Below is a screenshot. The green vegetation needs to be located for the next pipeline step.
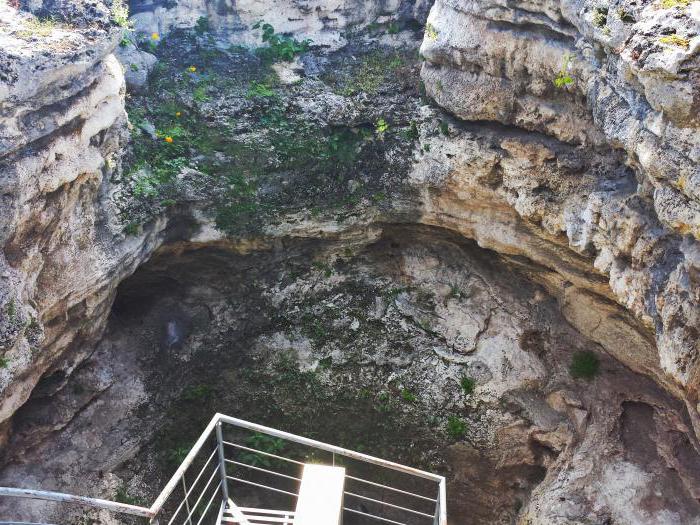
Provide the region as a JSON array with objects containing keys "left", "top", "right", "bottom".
[
  {"left": 130, "top": 63, "right": 139, "bottom": 72},
  {"left": 195, "top": 16, "right": 210, "bottom": 34},
  {"left": 660, "top": 0, "right": 692, "bottom": 8},
  {"left": 167, "top": 445, "right": 191, "bottom": 465},
  {"left": 460, "top": 376, "right": 476, "bottom": 395},
  {"left": 553, "top": 53, "right": 574, "bottom": 88},
  {"left": 617, "top": 8, "right": 636, "bottom": 22},
  {"left": 5, "top": 299, "right": 16, "bottom": 319},
  {"left": 182, "top": 384, "right": 213, "bottom": 401},
  {"left": 330, "top": 51, "right": 405, "bottom": 96},
  {"left": 253, "top": 21, "right": 312, "bottom": 62},
  {"left": 569, "top": 350, "right": 600, "bottom": 380},
  {"left": 0, "top": 357, "right": 9, "bottom": 369},
  {"left": 110, "top": 0, "right": 130, "bottom": 28},
  {"left": 375, "top": 118, "right": 389, "bottom": 135},
  {"left": 239, "top": 432, "right": 286, "bottom": 467},
  {"left": 246, "top": 80, "right": 275, "bottom": 99},
  {"left": 114, "top": 485, "right": 142, "bottom": 506},
  {"left": 400, "top": 388, "right": 417, "bottom": 403},
  {"left": 446, "top": 416, "right": 467, "bottom": 439},
  {"left": 659, "top": 34, "right": 690, "bottom": 48},
  {"left": 387, "top": 22, "right": 400, "bottom": 34},
  {"left": 593, "top": 6, "right": 608, "bottom": 28},
  {"left": 15, "top": 16, "right": 57, "bottom": 39},
  {"left": 425, "top": 23, "right": 438, "bottom": 40},
  {"left": 438, "top": 120, "right": 449, "bottom": 136}
]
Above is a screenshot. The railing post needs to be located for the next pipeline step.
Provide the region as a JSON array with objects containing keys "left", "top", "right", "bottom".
[{"left": 216, "top": 420, "right": 230, "bottom": 503}]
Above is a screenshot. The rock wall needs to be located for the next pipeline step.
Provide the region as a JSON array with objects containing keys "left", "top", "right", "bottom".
[
  {"left": 129, "top": 0, "right": 432, "bottom": 49},
  {"left": 0, "top": 4, "right": 168, "bottom": 437},
  {"left": 419, "top": 0, "right": 700, "bottom": 431}
]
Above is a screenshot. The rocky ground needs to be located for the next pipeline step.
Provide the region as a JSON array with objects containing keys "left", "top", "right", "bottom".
[{"left": 0, "top": 0, "right": 699, "bottom": 523}]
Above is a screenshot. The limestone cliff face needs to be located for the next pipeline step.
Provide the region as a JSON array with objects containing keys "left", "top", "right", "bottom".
[
  {"left": 419, "top": 0, "right": 700, "bottom": 428},
  {"left": 129, "top": 0, "right": 432, "bottom": 49},
  {"left": 0, "top": 4, "right": 166, "bottom": 434}
]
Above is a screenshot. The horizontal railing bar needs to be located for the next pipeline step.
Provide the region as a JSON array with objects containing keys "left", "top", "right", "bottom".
[
  {"left": 344, "top": 507, "right": 408, "bottom": 525},
  {"left": 0, "top": 488, "right": 153, "bottom": 518},
  {"left": 194, "top": 481, "right": 222, "bottom": 525},
  {"left": 216, "top": 414, "right": 443, "bottom": 482},
  {"left": 345, "top": 491, "right": 434, "bottom": 519},
  {"left": 0, "top": 522, "right": 58, "bottom": 525},
  {"left": 346, "top": 475, "right": 437, "bottom": 502},
  {"left": 225, "top": 476, "right": 298, "bottom": 498},
  {"left": 227, "top": 507, "right": 296, "bottom": 516},
  {"left": 173, "top": 466, "right": 220, "bottom": 525},
  {"left": 222, "top": 441, "right": 305, "bottom": 466},
  {"left": 166, "top": 448, "right": 219, "bottom": 523},
  {"left": 151, "top": 415, "right": 219, "bottom": 515},
  {"left": 224, "top": 459, "right": 302, "bottom": 482}
]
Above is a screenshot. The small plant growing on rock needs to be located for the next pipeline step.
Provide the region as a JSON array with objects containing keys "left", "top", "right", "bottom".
[
  {"left": 387, "top": 22, "right": 400, "bottom": 34},
  {"left": 553, "top": 53, "right": 574, "bottom": 88},
  {"left": 375, "top": 118, "right": 389, "bottom": 135},
  {"left": 15, "top": 16, "right": 57, "bottom": 39},
  {"left": 246, "top": 80, "right": 275, "bottom": 99},
  {"left": 425, "top": 23, "right": 438, "bottom": 40},
  {"left": 659, "top": 33, "right": 690, "bottom": 48},
  {"left": 593, "top": 6, "right": 608, "bottom": 28},
  {"left": 569, "top": 350, "right": 600, "bottom": 380},
  {"left": 253, "top": 21, "right": 312, "bottom": 62},
  {"left": 446, "top": 416, "right": 467, "bottom": 439},
  {"left": 659, "top": 0, "right": 691, "bottom": 8},
  {"left": 240, "top": 433, "right": 286, "bottom": 467},
  {"left": 110, "top": 0, "right": 131, "bottom": 28},
  {"left": 0, "top": 356, "right": 9, "bottom": 369},
  {"left": 617, "top": 8, "right": 636, "bottom": 22},
  {"left": 400, "top": 388, "right": 417, "bottom": 403},
  {"left": 195, "top": 16, "right": 209, "bottom": 34},
  {"left": 460, "top": 376, "right": 476, "bottom": 395}
]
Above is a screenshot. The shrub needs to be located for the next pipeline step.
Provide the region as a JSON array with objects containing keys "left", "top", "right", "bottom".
[
  {"left": 446, "top": 416, "right": 467, "bottom": 439},
  {"left": 253, "top": 21, "right": 312, "bottom": 62},
  {"left": 569, "top": 351, "right": 600, "bottom": 380}
]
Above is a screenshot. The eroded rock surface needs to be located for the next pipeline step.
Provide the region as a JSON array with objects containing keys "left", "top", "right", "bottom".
[{"left": 0, "top": 0, "right": 699, "bottom": 523}]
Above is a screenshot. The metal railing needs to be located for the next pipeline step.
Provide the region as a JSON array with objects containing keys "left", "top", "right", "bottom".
[{"left": 0, "top": 413, "right": 447, "bottom": 525}]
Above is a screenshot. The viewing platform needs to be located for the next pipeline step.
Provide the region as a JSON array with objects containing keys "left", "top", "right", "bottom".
[{"left": 0, "top": 413, "right": 447, "bottom": 525}]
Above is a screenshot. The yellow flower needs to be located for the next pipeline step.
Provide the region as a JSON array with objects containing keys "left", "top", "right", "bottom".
[
  {"left": 175, "top": 111, "right": 181, "bottom": 118},
  {"left": 164, "top": 136, "right": 173, "bottom": 143},
  {"left": 151, "top": 32, "right": 160, "bottom": 40},
  {"left": 188, "top": 66, "right": 197, "bottom": 73}
]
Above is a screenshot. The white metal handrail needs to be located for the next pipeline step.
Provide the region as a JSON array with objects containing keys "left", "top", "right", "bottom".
[{"left": 0, "top": 413, "right": 448, "bottom": 525}]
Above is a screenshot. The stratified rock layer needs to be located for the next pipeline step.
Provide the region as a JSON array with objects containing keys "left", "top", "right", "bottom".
[{"left": 419, "top": 0, "right": 700, "bottom": 433}]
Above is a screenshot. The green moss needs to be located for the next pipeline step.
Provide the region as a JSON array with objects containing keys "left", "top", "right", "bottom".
[
  {"left": 446, "top": 416, "right": 467, "bottom": 439},
  {"left": 425, "top": 23, "right": 438, "bottom": 40},
  {"left": 569, "top": 351, "right": 600, "bottom": 380},
  {"left": 330, "top": 51, "right": 406, "bottom": 96},
  {"left": 0, "top": 357, "right": 9, "bottom": 369}
]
